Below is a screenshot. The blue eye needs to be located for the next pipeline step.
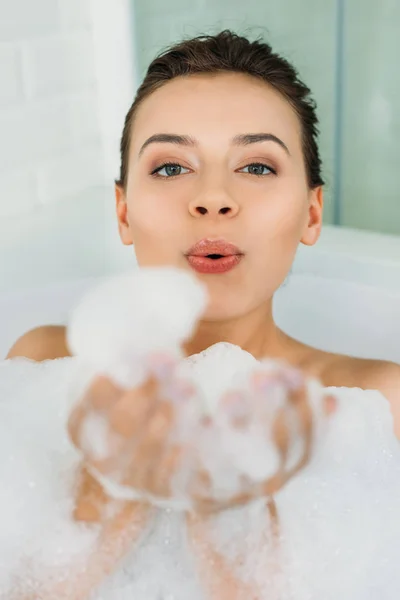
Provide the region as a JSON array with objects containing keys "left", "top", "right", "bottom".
[
  {"left": 240, "top": 163, "right": 275, "bottom": 176},
  {"left": 151, "top": 162, "right": 190, "bottom": 177},
  {"left": 150, "top": 161, "right": 276, "bottom": 178}
]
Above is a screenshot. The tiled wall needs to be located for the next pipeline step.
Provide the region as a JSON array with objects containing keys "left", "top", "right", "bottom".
[{"left": 0, "top": 0, "right": 117, "bottom": 292}]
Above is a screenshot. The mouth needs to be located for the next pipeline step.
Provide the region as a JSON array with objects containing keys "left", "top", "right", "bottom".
[{"left": 185, "top": 239, "right": 243, "bottom": 274}]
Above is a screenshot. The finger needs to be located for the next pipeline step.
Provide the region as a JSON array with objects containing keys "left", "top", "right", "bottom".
[
  {"left": 108, "top": 376, "right": 159, "bottom": 438},
  {"left": 282, "top": 385, "right": 314, "bottom": 482},
  {"left": 160, "top": 377, "right": 198, "bottom": 405},
  {"left": 218, "top": 390, "right": 250, "bottom": 429},
  {"left": 324, "top": 393, "right": 337, "bottom": 415},
  {"left": 193, "top": 490, "right": 255, "bottom": 515},
  {"left": 128, "top": 402, "right": 174, "bottom": 491},
  {"left": 190, "top": 468, "right": 228, "bottom": 514},
  {"left": 73, "top": 464, "right": 109, "bottom": 523},
  {"left": 146, "top": 351, "right": 179, "bottom": 381},
  {"left": 289, "top": 384, "right": 313, "bottom": 433},
  {"left": 193, "top": 467, "right": 213, "bottom": 497},
  {"left": 68, "top": 376, "right": 123, "bottom": 448},
  {"left": 86, "top": 375, "right": 124, "bottom": 411},
  {"left": 68, "top": 401, "right": 89, "bottom": 448},
  {"left": 271, "top": 406, "right": 290, "bottom": 460},
  {"left": 150, "top": 444, "right": 183, "bottom": 497}
]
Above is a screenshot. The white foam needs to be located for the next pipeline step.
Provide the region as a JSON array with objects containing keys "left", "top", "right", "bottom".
[
  {"left": 66, "top": 267, "right": 208, "bottom": 389},
  {"left": 1, "top": 266, "right": 400, "bottom": 598},
  {"left": 68, "top": 269, "right": 329, "bottom": 508},
  {"left": 0, "top": 358, "right": 99, "bottom": 597}
]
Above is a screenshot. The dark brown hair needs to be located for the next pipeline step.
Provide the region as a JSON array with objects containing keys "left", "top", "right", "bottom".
[{"left": 116, "top": 30, "right": 324, "bottom": 189}]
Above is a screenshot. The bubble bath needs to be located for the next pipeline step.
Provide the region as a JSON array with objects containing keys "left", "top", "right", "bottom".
[{"left": 0, "top": 267, "right": 400, "bottom": 599}]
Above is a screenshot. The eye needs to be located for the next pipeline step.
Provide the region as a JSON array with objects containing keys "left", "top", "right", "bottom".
[
  {"left": 239, "top": 162, "right": 276, "bottom": 176},
  {"left": 151, "top": 162, "right": 191, "bottom": 178}
]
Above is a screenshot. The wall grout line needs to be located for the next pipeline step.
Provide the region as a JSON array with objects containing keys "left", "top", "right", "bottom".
[{"left": 333, "top": 0, "right": 346, "bottom": 226}]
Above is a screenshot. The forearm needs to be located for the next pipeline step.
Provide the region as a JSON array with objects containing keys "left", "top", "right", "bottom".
[
  {"left": 62, "top": 499, "right": 151, "bottom": 600},
  {"left": 187, "top": 513, "right": 261, "bottom": 600},
  {"left": 18, "top": 479, "right": 152, "bottom": 600}
]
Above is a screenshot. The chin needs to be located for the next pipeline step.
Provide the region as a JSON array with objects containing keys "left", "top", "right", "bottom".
[{"left": 200, "top": 296, "right": 251, "bottom": 322}]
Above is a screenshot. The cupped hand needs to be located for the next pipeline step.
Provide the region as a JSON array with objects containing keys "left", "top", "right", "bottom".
[{"left": 68, "top": 355, "right": 337, "bottom": 520}]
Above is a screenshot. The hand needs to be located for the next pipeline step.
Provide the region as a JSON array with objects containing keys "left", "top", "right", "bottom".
[
  {"left": 185, "top": 364, "right": 336, "bottom": 600},
  {"left": 186, "top": 360, "right": 337, "bottom": 513},
  {"left": 68, "top": 353, "right": 214, "bottom": 517},
  {"left": 68, "top": 355, "right": 336, "bottom": 518}
]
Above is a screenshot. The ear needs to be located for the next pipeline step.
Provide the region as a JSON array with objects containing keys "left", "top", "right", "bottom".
[
  {"left": 300, "top": 186, "right": 323, "bottom": 247},
  {"left": 115, "top": 183, "right": 134, "bottom": 246}
]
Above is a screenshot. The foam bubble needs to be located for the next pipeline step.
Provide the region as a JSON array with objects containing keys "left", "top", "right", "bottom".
[
  {"left": 66, "top": 267, "right": 208, "bottom": 389},
  {"left": 1, "top": 267, "right": 400, "bottom": 598}
]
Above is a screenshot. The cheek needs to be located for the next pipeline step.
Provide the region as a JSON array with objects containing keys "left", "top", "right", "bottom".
[
  {"left": 248, "top": 190, "right": 308, "bottom": 274},
  {"left": 128, "top": 195, "right": 180, "bottom": 237},
  {"left": 252, "top": 182, "right": 308, "bottom": 242},
  {"left": 126, "top": 194, "right": 186, "bottom": 266}
]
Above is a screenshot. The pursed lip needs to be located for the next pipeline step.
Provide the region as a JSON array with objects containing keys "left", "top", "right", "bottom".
[{"left": 185, "top": 238, "right": 243, "bottom": 257}]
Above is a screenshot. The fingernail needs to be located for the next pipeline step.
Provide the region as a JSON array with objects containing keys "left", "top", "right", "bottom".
[
  {"left": 283, "top": 369, "right": 304, "bottom": 390},
  {"left": 253, "top": 369, "right": 303, "bottom": 392},
  {"left": 324, "top": 394, "right": 337, "bottom": 415},
  {"left": 200, "top": 414, "right": 213, "bottom": 428},
  {"left": 163, "top": 379, "right": 195, "bottom": 402},
  {"left": 221, "top": 391, "right": 249, "bottom": 421},
  {"left": 146, "top": 353, "right": 177, "bottom": 380},
  {"left": 252, "top": 371, "right": 279, "bottom": 392}
]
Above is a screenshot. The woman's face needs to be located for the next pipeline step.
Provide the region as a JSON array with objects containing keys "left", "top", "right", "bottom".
[{"left": 116, "top": 72, "right": 323, "bottom": 320}]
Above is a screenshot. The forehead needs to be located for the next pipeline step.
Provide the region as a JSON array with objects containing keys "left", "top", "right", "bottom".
[{"left": 131, "top": 72, "right": 303, "bottom": 155}]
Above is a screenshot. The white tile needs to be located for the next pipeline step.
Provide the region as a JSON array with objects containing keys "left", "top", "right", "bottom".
[
  {"left": 0, "top": 90, "right": 102, "bottom": 174},
  {"left": 0, "top": 99, "right": 73, "bottom": 171},
  {"left": 0, "top": 0, "right": 60, "bottom": 42},
  {"left": 0, "top": 170, "right": 38, "bottom": 216},
  {"left": 22, "top": 32, "right": 96, "bottom": 98},
  {"left": 0, "top": 186, "right": 107, "bottom": 292},
  {"left": 37, "top": 141, "right": 106, "bottom": 204},
  {"left": 68, "top": 89, "right": 102, "bottom": 144},
  {"left": 57, "top": 0, "right": 92, "bottom": 29},
  {"left": 0, "top": 44, "right": 24, "bottom": 107}
]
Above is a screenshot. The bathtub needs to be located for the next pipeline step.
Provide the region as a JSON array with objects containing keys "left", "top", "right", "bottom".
[{"left": 1, "top": 225, "right": 400, "bottom": 363}]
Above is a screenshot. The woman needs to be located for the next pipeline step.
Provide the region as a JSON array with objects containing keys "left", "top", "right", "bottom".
[{"left": 6, "top": 30, "right": 400, "bottom": 599}]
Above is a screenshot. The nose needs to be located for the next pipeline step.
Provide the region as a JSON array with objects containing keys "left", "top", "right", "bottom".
[{"left": 188, "top": 186, "right": 239, "bottom": 219}]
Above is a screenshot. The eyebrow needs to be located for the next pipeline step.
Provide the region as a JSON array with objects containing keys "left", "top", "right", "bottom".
[{"left": 138, "top": 132, "right": 290, "bottom": 157}]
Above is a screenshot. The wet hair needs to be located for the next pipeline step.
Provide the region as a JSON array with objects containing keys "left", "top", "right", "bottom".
[{"left": 116, "top": 29, "right": 324, "bottom": 190}]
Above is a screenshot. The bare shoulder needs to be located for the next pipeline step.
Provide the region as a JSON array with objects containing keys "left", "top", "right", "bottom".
[
  {"left": 323, "top": 354, "right": 400, "bottom": 435},
  {"left": 323, "top": 354, "right": 400, "bottom": 396},
  {"left": 5, "top": 325, "right": 70, "bottom": 361}
]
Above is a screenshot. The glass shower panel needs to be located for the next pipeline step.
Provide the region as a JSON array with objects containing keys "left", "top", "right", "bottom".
[
  {"left": 132, "top": 0, "right": 338, "bottom": 224},
  {"left": 340, "top": 0, "right": 400, "bottom": 234}
]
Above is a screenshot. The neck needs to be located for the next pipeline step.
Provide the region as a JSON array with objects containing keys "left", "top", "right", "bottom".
[{"left": 182, "top": 300, "right": 298, "bottom": 362}]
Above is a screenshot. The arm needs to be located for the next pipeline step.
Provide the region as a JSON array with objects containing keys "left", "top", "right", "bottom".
[
  {"left": 7, "top": 328, "right": 152, "bottom": 599},
  {"left": 186, "top": 512, "right": 261, "bottom": 600},
  {"left": 19, "top": 499, "right": 152, "bottom": 600}
]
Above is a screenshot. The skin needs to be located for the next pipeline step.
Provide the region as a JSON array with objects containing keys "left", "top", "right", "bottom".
[
  {"left": 7, "top": 71, "right": 400, "bottom": 598},
  {"left": 117, "top": 72, "right": 322, "bottom": 361}
]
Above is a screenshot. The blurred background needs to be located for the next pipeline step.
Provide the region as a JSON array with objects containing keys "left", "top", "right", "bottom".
[{"left": 0, "top": 0, "right": 399, "bottom": 292}]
